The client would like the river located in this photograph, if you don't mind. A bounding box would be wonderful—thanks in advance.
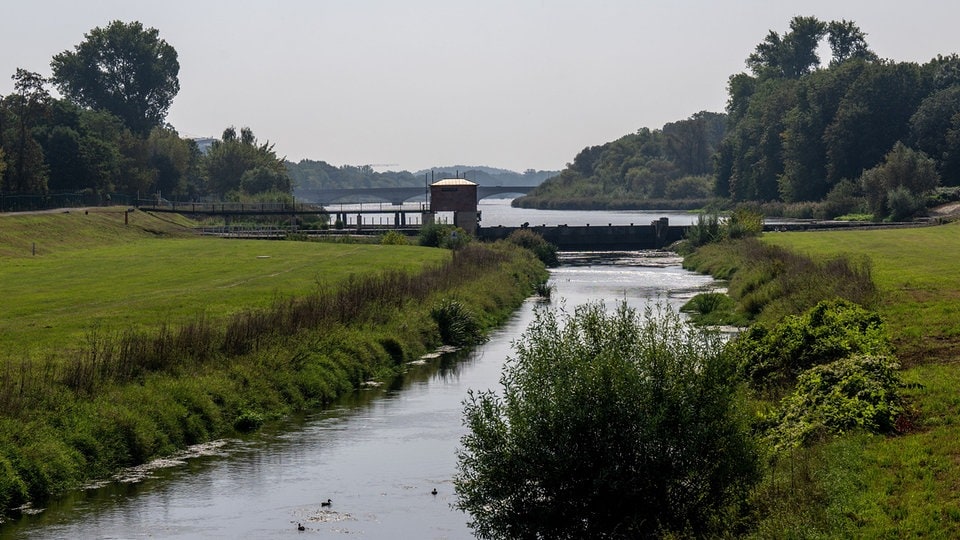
[1,204,718,539]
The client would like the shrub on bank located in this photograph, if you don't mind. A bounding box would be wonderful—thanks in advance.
[505,228,559,267]
[766,354,904,452]
[456,302,759,538]
[729,299,891,390]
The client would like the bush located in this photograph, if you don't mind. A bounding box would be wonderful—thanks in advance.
[418,223,470,249]
[728,299,890,390]
[766,354,903,452]
[505,229,559,267]
[455,302,758,539]
[430,298,482,346]
[682,291,748,327]
[886,185,924,221]
[379,230,408,245]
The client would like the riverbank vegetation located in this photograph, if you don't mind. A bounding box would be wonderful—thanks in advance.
[0,210,547,517]
[683,222,960,537]
[456,302,759,538]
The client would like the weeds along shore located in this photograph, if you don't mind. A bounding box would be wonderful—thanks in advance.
[0,219,547,517]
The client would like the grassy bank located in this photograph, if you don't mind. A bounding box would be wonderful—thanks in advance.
[0,210,547,518]
[686,223,960,537]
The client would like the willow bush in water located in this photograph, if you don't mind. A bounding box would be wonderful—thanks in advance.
[455,301,759,539]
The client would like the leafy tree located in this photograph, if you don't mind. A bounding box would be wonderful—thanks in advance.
[4,69,51,192]
[147,126,199,197]
[860,141,940,219]
[824,62,927,184]
[747,16,827,79]
[202,126,290,197]
[910,85,960,184]
[826,20,877,66]
[779,60,869,201]
[50,20,179,135]
[455,302,758,539]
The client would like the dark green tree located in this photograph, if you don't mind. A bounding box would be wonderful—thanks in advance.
[455,302,758,539]
[4,69,51,193]
[747,16,827,79]
[860,141,940,219]
[50,20,179,136]
[203,126,290,197]
[826,20,878,66]
[824,62,927,183]
[910,86,960,184]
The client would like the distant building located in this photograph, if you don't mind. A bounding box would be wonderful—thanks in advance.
[430,178,479,235]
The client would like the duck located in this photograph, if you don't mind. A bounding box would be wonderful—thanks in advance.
[321,498,332,507]
[297,523,305,531]
[431,488,438,495]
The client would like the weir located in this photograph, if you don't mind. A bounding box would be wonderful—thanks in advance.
[478,218,688,251]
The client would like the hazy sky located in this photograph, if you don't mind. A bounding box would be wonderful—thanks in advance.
[2,1,958,173]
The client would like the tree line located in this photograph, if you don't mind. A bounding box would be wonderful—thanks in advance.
[0,20,291,206]
[524,16,960,220]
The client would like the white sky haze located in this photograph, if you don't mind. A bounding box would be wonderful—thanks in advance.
[2,1,958,172]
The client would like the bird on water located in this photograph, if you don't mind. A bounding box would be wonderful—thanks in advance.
[297,523,305,531]
[321,498,332,507]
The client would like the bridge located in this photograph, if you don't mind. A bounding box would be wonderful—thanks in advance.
[297,185,537,205]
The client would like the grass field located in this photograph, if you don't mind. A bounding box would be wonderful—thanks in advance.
[0,208,545,512]
[763,222,960,365]
[0,208,449,358]
[757,222,960,537]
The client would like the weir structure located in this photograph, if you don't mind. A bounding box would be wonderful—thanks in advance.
[478,218,687,251]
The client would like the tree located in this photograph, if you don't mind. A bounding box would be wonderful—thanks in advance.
[826,20,877,66]
[861,142,940,219]
[910,85,960,184]
[747,16,827,79]
[50,20,179,135]
[455,302,758,539]
[5,69,51,192]
[202,126,290,197]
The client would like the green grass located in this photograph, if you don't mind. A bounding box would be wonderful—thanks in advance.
[0,211,546,512]
[763,223,960,365]
[747,223,960,537]
[0,214,448,357]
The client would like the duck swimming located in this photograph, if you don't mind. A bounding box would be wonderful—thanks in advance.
[321,498,332,507]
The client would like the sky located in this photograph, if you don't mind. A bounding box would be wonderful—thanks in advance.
[2,1,958,173]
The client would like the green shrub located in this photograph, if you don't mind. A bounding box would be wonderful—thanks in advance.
[766,354,903,452]
[380,230,408,245]
[505,229,559,267]
[728,299,890,390]
[455,302,759,538]
[430,298,482,346]
[682,292,748,326]
[418,223,470,249]
[233,408,265,432]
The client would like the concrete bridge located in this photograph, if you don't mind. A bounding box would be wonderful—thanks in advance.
[297,185,537,205]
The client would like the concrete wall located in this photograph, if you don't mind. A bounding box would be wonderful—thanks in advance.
[477,221,688,251]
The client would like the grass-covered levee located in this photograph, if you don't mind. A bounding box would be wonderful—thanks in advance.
[681,220,960,537]
[0,208,547,517]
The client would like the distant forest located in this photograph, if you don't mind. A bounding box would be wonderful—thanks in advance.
[519,16,960,221]
[286,160,558,198]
